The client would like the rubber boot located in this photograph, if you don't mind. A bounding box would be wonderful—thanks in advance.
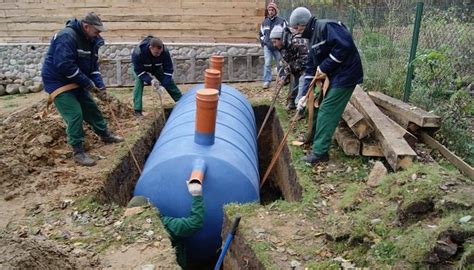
[301,152,329,165]
[101,130,124,144]
[286,99,296,110]
[72,145,96,166]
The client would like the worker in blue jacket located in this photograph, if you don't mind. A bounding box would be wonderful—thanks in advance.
[131,36,182,116]
[259,2,287,89]
[295,10,364,165]
[41,12,123,167]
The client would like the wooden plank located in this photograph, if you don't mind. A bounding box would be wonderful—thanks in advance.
[378,106,420,134]
[386,115,418,148]
[361,138,384,157]
[342,102,374,139]
[368,91,441,128]
[334,124,361,156]
[420,132,474,180]
[351,86,416,171]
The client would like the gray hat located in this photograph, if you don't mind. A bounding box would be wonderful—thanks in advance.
[83,12,107,32]
[289,7,312,27]
[270,25,284,39]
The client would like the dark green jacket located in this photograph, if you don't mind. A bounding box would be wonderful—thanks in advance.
[161,196,205,268]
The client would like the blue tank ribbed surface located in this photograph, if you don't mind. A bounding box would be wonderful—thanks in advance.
[134,83,260,260]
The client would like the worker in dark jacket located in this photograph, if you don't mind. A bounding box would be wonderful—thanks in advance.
[296,10,364,165]
[41,12,123,167]
[270,23,308,110]
[127,179,204,269]
[259,2,287,89]
[131,36,182,116]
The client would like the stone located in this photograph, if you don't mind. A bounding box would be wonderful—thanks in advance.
[442,186,474,210]
[120,48,130,56]
[19,86,29,94]
[227,47,239,56]
[459,215,472,224]
[290,260,301,268]
[0,84,5,96]
[6,84,20,94]
[141,265,155,270]
[14,79,22,84]
[367,161,387,187]
[23,80,33,87]
[37,134,53,145]
[30,83,43,93]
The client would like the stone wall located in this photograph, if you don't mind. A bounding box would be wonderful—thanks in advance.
[0,43,264,95]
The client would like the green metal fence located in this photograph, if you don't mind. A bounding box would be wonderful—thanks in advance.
[273,0,474,163]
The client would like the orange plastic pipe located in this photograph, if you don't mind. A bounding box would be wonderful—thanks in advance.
[204,69,221,91]
[210,55,225,74]
[195,88,219,145]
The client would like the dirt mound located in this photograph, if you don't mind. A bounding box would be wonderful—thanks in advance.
[0,232,77,269]
[0,94,134,200]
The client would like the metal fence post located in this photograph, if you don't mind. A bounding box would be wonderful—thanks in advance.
[403,2,424,102]
[348,7,356,34]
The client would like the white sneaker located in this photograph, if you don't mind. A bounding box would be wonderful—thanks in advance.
[263,82,270,89]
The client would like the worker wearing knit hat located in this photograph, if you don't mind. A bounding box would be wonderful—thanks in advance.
[259,2,287,89]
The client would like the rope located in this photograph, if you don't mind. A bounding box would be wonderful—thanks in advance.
[257,78,286,139]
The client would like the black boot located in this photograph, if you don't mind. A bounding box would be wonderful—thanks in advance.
[72,145,96,166]
[133,110,143,117]
[301,152,329,165]
[101,130,124,144]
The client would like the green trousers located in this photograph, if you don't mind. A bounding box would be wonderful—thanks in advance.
[133,69,182,112]
[54,91,108,147]
[311,86,355,155]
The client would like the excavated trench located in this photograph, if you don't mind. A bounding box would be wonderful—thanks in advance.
[98,104,302,268]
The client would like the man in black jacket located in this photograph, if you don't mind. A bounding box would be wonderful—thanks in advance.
[259,2,287,89]
[297,12,364,165]
[131,36,182,116]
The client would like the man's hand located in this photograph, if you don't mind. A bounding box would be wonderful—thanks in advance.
[187,180,202,196]
[85,81,100,93]
[297,96,307,111]
[316,66,327,79]
[151,78,161,89]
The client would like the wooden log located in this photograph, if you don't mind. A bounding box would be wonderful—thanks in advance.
[351,86,416,170]
[334,124,361,156]
[386,116,418,148]
[342,102,374,139]
[368,91,440,128]
[420,132,474,180]
[378,106,420,134]
[361,138,384,157]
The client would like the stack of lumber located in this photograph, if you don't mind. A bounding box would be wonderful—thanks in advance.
[334,86,441,171]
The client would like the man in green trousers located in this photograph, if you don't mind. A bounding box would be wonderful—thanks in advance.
[41,12,123,167]
[294,8,364,165]
[131,36,182,116]
[127,179,204,268]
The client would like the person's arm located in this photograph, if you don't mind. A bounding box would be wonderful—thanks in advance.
[161,196,205,238]
[52,34,93,89]
[259,20,265,47]
[161,49,174,87]
[300,53,317,97]
[318,23,354,74]
[90,38,106,90]
[132,49,153,85]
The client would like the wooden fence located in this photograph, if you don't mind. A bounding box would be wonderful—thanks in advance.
[0,0,266,43]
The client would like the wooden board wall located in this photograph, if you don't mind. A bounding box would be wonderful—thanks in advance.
[0,0,266,43]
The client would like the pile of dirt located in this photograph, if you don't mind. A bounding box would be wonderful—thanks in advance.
[0,232,78,270]
[0,94,134,201]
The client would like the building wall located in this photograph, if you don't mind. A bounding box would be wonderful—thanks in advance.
[0,0,266,43]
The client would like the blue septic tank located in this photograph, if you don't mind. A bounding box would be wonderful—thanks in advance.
[133,83,260,261]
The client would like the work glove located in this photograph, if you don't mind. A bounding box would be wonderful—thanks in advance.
[151,78,161,89]
[85,81,100,93]
[296,96,307,111]
[316,66,327,79]
[155,86,165,95]
[187,180,202,196]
